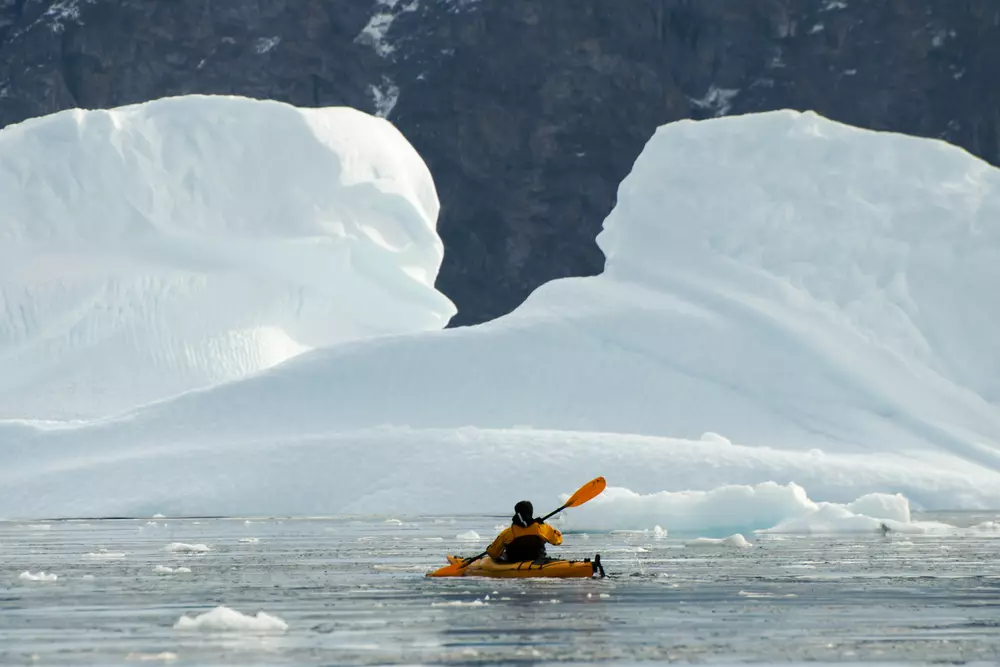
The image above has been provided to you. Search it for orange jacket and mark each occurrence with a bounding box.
[486,522,563,560]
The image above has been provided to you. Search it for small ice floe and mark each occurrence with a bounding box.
[431,599,487,607]
[173,606,287,632]
[455,530,481,541]
[239,538,260,544]
[125,651,178,662]
[84,549,127,560]
[686,534,751,548]
[385,518,403,525]
[154,565,192,574]
[164,543,211,553]
[152,514,166,518]
[738,590,797,598]
[653,525,668,539]
[82,574,95,580]
[971,520,1000,532]
[25,524,52,531]
[19,571,58,581]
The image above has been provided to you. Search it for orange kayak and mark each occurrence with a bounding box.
[427,554,604,578]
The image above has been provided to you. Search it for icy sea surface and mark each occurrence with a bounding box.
[1,514,999,666]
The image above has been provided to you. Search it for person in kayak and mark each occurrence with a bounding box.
[486,500,563,563]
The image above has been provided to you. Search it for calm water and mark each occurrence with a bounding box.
[1,513,999,665]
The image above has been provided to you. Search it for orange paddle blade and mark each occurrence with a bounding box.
[563,476,606,508]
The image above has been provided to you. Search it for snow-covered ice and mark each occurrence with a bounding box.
[1,108,999,519]
[18,570,58,581]
[84,549,127,560]
[173,605,287,632]
[164,543,210,553]
[686,534,752,548]
[562,482,952,536]
[0,95,454,419]
[455,530,481,541]
[153,565,191,574]
[124,653,178,662]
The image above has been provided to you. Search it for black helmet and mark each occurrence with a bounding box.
[513,500,534,527]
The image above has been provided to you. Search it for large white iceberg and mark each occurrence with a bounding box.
[2,109,999,519]
[0,95,455,419]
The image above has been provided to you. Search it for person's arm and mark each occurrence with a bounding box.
[538,523,563,546]
[486,528,510,559]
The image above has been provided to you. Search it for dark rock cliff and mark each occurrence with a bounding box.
[2,0,998,325]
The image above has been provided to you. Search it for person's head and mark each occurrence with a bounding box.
[512,500,534,527]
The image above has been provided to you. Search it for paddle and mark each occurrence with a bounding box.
[431,476,607,577]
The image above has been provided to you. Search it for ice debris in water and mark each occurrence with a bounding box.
[154,565,192,574]
[84,549,126,559]
[653,525,668,539]
[125,652,178,662]
[19,571,58,581]
[431,599,488,607]
[164,543,211,553]
[239,537,260,543]
[152,513,166,518]
[173,606,288,632]
[686,534,751,548]
[456,530,481,541]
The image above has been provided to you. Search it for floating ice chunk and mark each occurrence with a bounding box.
[565,482,953,535]
[738,590,796,598]
[19,571,58,581]
[431,599,487,607]
[173,606,287,632]
[686,534,751,548]
[125,652,178,662]
[25,524,52,530]
[152,514,166,518]
[238,538,260,544]
[84,549,126,559]
[455,530,481,541]
[154,565,192,574]
[164,543,211,553]
[653,525,668,539]
[761,503,949,535]
[971,520,1000,532]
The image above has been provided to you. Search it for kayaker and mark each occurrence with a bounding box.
[486,500,563,563]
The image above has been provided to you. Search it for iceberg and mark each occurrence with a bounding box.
[0,95,455,419]
[2,108,999,519]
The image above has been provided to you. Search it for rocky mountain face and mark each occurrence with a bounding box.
[2,0,998,325]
